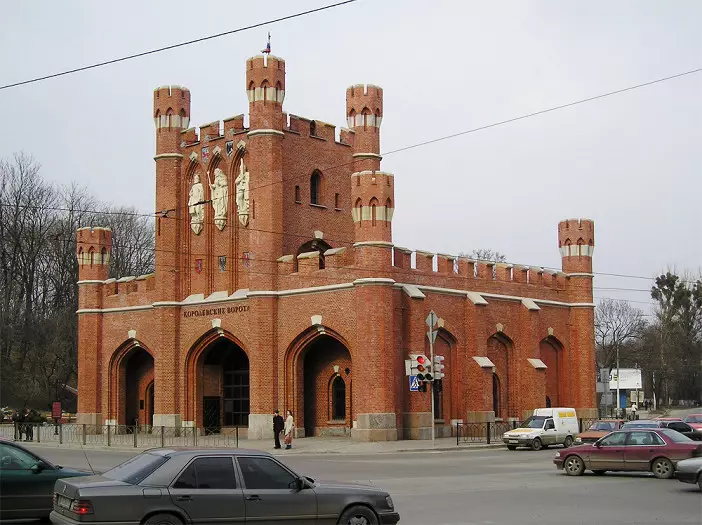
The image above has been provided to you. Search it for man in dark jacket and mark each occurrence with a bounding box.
[273,410,284,449]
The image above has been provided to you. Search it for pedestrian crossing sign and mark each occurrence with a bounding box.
[409,375,419,392]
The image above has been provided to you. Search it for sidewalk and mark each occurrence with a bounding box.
[17,434,505,456]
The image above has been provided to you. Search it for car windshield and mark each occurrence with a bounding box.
[521,416,547,428]
[622,422,658,428]
[685,415,702,423]
[589,421,615,431]
[102,453,169,484]
[659,429,694,443]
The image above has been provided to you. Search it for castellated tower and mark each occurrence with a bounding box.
[75,226,112,427]
[346,84,394,269]
[153,85,190,300]
[246,55,286,131]
[558,218,596,415]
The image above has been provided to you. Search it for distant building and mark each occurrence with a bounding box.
[75,51,597,441]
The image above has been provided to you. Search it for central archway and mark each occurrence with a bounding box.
[185,331,249,432]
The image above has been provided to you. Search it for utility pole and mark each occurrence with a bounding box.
[616,343,621,417]
[426,311,438,450]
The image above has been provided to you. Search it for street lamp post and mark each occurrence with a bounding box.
[616,344,621,417]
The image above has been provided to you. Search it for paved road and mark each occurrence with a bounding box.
[27,443,702,525]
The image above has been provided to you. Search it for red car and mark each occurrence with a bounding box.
[684,414,702,431]
[553,428,702,478]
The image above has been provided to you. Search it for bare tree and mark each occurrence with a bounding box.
[458,249,507,262]
[595,298,646,370]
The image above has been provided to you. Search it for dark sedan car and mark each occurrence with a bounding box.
[554,428,702,478]
[51,448,400,525]
[675,457,702,490]
[654,419,702,441]
[0,438,89,520]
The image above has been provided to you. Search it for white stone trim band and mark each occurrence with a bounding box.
[76,280,106,285]
[559,244,595,257]
[76,250,110,266]
[352,241,394,248]
[247,129,285,138]
[247,87,285,104]
[154,114,190,130]
[352,153,382,159]
[77,281,594,314]
[352,205,394,222]
[566,272,595,278]
[346,114,382,128]
[153,153,184,160]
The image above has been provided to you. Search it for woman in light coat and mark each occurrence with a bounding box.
[284,410,294,449]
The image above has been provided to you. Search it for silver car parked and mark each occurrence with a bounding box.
[50,448,399,525]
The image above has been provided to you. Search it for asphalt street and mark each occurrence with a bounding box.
[27,443,702,525]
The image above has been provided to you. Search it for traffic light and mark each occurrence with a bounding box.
[409,354,432,381]
[433,355,445,381]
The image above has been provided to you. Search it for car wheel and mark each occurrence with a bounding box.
[144,513,184,525]
[338,505,379,525]
[564,455,585,476]
[592,470,606,476]
[507,445,517,450]
[531,438,543,451]
[564,436,573,448]
[651,457,674,479]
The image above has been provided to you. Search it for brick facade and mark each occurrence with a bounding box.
[75,52,597,441]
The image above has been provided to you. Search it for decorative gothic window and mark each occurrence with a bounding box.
[331,376,346,420]
[295,185,301,203]
[310,120,316,136]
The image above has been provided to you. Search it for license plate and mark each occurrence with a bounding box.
[57,495,71,509]
[509,440,519,444]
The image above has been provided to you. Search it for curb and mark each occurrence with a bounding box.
[22,441,505,456]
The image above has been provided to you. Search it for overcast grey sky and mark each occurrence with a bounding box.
[1,0,700,311]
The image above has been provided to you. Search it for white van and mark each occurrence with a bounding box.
[503,408,579,450]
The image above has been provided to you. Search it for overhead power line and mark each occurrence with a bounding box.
[0,0,359,91]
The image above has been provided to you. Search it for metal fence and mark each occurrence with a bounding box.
[455,420,519,445]
[456,418,603,446]
[0,423,242,449]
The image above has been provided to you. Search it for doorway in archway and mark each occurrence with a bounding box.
[300,335,352,437]
[123,348,154,428]
[200,338,249,433]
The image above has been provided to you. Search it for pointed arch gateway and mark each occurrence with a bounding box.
[487,332,514,419]
[184,329,249,432]
[540,335,565,408]
[285,326,353,437]
[108,339,155,429]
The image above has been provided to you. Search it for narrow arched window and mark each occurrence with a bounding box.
[331,376,346,420]
[361,108,371,130]
[310,120,316,136]
[294,185,301,203]
[310,171,321,205]
[101,247,107,265]
[89,248,95,267]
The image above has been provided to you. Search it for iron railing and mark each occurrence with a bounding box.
[0,423,241,448]
[455,420,519,445]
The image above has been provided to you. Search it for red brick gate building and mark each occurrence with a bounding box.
[76,52,597,441]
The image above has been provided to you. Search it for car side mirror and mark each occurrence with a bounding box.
[289,478,304,491]
[30,462,45,474]
[594,441,602,448]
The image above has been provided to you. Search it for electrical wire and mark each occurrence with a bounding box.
[0,0,359,91]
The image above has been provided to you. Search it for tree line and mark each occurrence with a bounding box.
[0,153,154,411]
[596,273,702,407]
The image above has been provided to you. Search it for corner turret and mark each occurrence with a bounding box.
[246,55,286,130]
[346,84,383,172]
[153,85,191,155]
[558,218,595,274]
[76,226,112,282]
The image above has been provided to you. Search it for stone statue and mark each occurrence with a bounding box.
[188,173,205,235]
[235,159,250,227]
[208,168,228,231]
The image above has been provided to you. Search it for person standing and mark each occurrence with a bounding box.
[631,402,638,420]
[273,410,284,449]
[284,410,294,450]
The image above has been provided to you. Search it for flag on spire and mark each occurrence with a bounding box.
[262,32,271,54]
